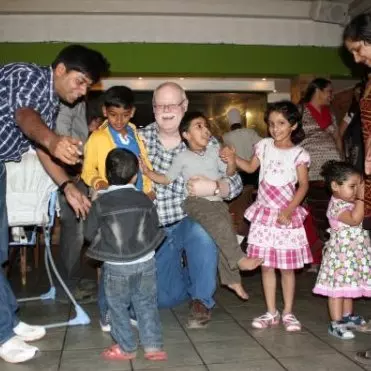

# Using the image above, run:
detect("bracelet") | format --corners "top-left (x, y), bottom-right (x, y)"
top-left (356, 197), bottom-right (364, 202)
top-left (58, 180), bottom-right (74, 194)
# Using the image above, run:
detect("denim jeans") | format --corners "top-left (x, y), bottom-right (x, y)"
top-left (103, 258), bottom-right (163, 352)
top-left (156, 217), bottom-right (218, 309)
top-left (0, 163), bottom-right (19, 345)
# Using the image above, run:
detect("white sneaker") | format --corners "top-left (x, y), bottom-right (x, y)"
top-left (13, 322), bottom-right (46, 342)
top-left (99, 321), bottom-right (111, 333)
top-left (99, 318), bottom-right (137, 333)
top-left (0, 336), bottom-right (38, 363)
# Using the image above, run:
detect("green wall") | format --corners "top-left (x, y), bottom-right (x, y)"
top-left (0, 42), bottom-right (350, 77)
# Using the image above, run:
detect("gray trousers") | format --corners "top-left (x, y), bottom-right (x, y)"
top-left (58, 180), bottom-right (88, 280)
top-left (183, 197), bottom-right (244, 285)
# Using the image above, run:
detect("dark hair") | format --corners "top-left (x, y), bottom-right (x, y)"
top-left (179, 111), bottom-right (208, 147)
top-left (52, 44), bottom-right (109, 84)
top-left (105, 148), bottom-right (138, 186)
top-left (343, 13), bottom-right (371, 44)
top-left (264, 100), bottom-right (305, 145)
top-left (302, 78), bottom-right (332, 103)
top-left (321, 160), bottom-right (361, 191)
top-left (103, 86), bottom-right (135, 109)
top-left (86, 91), bottom-right (104, 124)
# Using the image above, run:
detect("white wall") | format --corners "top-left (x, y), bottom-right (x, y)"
top-left (0, 0), bottom-right (344, 46)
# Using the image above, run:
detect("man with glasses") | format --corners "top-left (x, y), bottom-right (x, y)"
top-left (140, 82), bottom-right (243, 328)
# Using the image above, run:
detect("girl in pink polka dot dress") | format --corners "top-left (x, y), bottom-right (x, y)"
top-left (222, 101), bottom-right (312, 332)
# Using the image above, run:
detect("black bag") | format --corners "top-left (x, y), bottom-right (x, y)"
top-left (343, 109), bottom-right (364, 173)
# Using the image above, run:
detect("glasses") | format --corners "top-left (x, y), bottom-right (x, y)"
top-left (153, 100), bottom-right (185, 112)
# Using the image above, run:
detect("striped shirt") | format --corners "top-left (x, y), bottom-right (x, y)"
top-left (0, 63), bottom-right (59, 162)
top-left (139, 122), bottom-right (243, 226)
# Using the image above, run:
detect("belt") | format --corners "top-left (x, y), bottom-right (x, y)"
top-left (161, 220), bottom-right (181, 229)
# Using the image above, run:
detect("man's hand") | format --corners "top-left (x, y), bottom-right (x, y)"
top-left (48, 135), bottom-right (83, 165)
top-left (187, 175), bottom-right (216, 197)
top-left (64, 183), bottom-right (91, 219)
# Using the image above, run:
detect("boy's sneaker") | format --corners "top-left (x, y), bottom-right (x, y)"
top-left (252, 311), bottom-right (280, 329)
top-left (99, 318), bottom-right (137, 333)
top-left (328, 322), bottom-right (355, 340)
top-left (100, 321), bottom-right (111, 333)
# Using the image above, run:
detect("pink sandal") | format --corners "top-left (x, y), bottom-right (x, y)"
top-left (101, 344), bottom-right (136, 361)
top-left (252, 311), bottom-right (280, 329)
top-left (282, 313), bottom-right (301, 332)
top-left (144, 350), bottom-right (168, 361)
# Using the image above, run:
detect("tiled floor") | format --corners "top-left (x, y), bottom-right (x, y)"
top-left (5, 269), bottom-right (371, 371)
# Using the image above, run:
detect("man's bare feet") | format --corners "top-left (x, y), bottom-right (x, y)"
top-left (238, 257), bottom-right (264, 271)
top-left (226, 283), bottom-right (249, 300)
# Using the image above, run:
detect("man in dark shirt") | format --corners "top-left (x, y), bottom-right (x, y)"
top-left (0, 45), bottom-right (109, 363)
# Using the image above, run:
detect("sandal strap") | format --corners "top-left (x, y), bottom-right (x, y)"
top-left (283, 314), bottom-right (300, 325)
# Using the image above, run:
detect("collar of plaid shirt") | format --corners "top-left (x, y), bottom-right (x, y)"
top-left (139, 122), bottom-right (187, 226)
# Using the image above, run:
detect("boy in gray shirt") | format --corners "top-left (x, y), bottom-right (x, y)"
top-left (141, 111), bottom-right (262, 300)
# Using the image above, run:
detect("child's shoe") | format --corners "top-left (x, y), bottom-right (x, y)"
top-left (282, 313), bottom-right (301, 332)
top-left (328, 321), bottom-right (355, 340)
top-left (342, 314), bottom-right (367, 330)
top-left (252, 311), bottom-right (280, 329)
top-left (100, 321), bottom-right (111, 333)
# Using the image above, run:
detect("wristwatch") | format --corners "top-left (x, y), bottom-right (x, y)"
top-left (214, 181), bottom-right (220, 196)
top-left (58, 180), bottom-right (74, 195)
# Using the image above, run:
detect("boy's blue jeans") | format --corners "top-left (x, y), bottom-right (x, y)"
top-left (98, 217), bottom-right (218, 326)
top-left (103, 258), bottom-right (163, 353)
top-left (0, 163), bottom-right (19, 345)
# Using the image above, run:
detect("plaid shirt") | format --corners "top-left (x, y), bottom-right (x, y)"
top-left (139, 122), bottom-right (242, 226)
top-left (0, 63), bottom-right (59, 162)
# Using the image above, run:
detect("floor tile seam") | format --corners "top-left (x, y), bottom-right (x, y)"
top-left (215, 299), bottom-right (288, 371)
top-left (57, 303), bottom-right (72, 370)
top-left (170, 308), bottom-right (210, 368)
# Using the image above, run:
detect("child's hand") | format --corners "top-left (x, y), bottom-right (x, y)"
top-left (277, 209), bottom-right (292, 226)
top-left (146, 190), bottom-right (156, 201)
top-left (220, 145), bottom-right (236, 164)
top-left (95, 180), bottom-right (109, 191)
